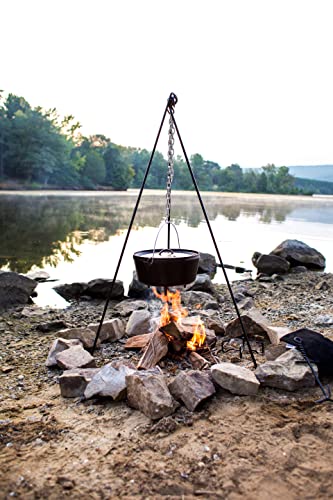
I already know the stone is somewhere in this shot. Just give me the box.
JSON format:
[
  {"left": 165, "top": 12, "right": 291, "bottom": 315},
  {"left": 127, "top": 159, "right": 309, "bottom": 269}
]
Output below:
[
  {"left": 128, "top": 272, "right": 150, "bottom": 299},
  {"left": 290, "top": 266, "right": 308, "bottom": 273},
  {"left": 59, "top": 368, "right": 100, "bottom": 398},
  {"left": 211, "top": 363, "right": 260, "bottom": 395},
  {"left": 198, "top": 252, "right": 217, "bottom": 277},
  {"left": 252, "top": 252, "right": 290, "bottom": 276},
  {"left": 113, "top": 299, "right": 148, "bottom": 317},
  {"left": 181, "top": 291, "right": 219, "bottom": 310},
  {"left": 224, "top": 309, "right": 271, "bottom": 340},
  {"left": 187, "top": 274, "right": 215, "bottom": 293},
  {"left": 26, "top": 270, "right": 51, "bottom": 282},
  {"left": 86, "top": 279, "right": 124, "bottom": 299},
  {"left": 266, "top": 326, "right": 292, "bottom": 346},
  {"left": 0, "top": 272, "right": 37, "bottom": 310},
  {"left": 54, "top": 282, "right": 87, "bottom": 300},
  {"left": 238, "top": 297, "right": 256, "bottom": 311},
  {"left": 126, "top": 370, "right": 178, "bottom": 420},
  {"left": 314, "top": 314, "right": 333, "bottom": 326},
  {"left": 84, "top": 362, "right": 135, "bottom": 400},
  {"left": 37, "top": 320, "right": 68, "bottom": 333},
  {"left": 55, "top": 345, "right": 96, "bottom": 370},
  {"left": 270, "top": 239, "right": 325, "bottom": 270},
  {"left": 265, "top": 344, "right": 288, "bottom": 361},
  {"left": 56, "top": 327, "right": 99, "bottom": 349},
  {"left": 125, "top": 309, "right": 151, "bottom": 337},
  {"left": 205, "top": 317, "right": 225, "bottom": 335},
  {"left": 88, "top": 318, "right": 126, "bottom": 342},
  {"left": 255, "top": 349, "right": 317, "bottom": 391},
  {"left": 45, "top": 338, "right": 82, "bottom": 367},
  {"left": 168, "top": 371, "right": 216, "bottom": 411}
]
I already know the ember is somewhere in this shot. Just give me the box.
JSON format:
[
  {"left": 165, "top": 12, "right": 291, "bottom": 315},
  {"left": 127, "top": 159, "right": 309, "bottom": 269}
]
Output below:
[{"left": 152, "top": 287, "right": 206, "bottom": 351}]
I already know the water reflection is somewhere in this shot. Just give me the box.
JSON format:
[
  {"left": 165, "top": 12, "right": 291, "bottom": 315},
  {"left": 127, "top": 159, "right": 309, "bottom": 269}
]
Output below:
[{"left": 1, "top": 191, "right": 333, "bottom": 274}]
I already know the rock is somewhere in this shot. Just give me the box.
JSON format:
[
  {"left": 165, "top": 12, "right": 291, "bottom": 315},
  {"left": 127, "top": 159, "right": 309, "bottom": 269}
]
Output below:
[
  {"left": 255, "top": 349, "right": 317, "bottom": 391},
  {"left": 205, "top": 317, "right": 225, "bottom": 335},
  {"left": 270, "top": 239, "right": 325, "bottom": 270},
  {"left": 314, "top": 315, "right": 333, "bottom": 326},
  {"left": 54, "top": 282, "right": 87, "bottom": 300},
  {"left": 265, "top": 344, "right": 288, "bottom": 361},
  {"left": 59, "top": 368, "right": 99, "bottom": 398},
  {"left": 113, "top": 299, "right": 148, "bottom": 317},
  {"left": 181, "top": 291, "right": 219, "bottom": 310},
  {"left": 126, "top": 370, "right": 178, "bottom": 420},
  {"left": 315, "top": 280, "right": 330, "bottom": 291},
  {"left": 84, "top": 363, "right": 135, "bottom": 400},
  {"left": 237, "top": 297, "right": 256, "bottom": 311},
  {"left": 224, "top": 309, "right": 270, "bottom": 340},
  {"left": 128, "top": 272, "right": 150, "bottom": 298},
  {"left": 168, "top": 371, "right": 216, "bottom": 411},
  {"left": 55, "top": 345, "right": 96, "bottom": 370},
  {"left": 211, "top": 363, "right": 260, "bottom": 395},
  {"left": 86, "top": 279, "right": 124, "bottom": 299},
  {"left": 125, "top": 309, "right": 151, "bottom": 337},
  {"left": 37, "top": 320, "right": 68, "bottom": 333},
  {"left": 198, "top": 252, "right": 217, "bottom": 277},
  {"left": 88, "top": 318, "right": 126, "bottom": 342},
  {"left": 45, "top": 338, "right": 82, "bottom": 367},
  {"left": 252, "top": 252, "right": 290, "bottom": 276},
  {"left": 0, "top": 272, "right": 38, "bottom": 310},
  {"left": 26, "top": 270, "right": 51, "bottom": 282},
  {"left": 266, "top": 326, "right": 292, "bottom": 346},
  {"left": 187, "top": 274, "right": 215, "bottom": 293},
  {"left": 56, "top": 327, "right": 100, "bottom": 349},
  {"left": 290, "top": 266, "right": 308, "bottom": 274}
]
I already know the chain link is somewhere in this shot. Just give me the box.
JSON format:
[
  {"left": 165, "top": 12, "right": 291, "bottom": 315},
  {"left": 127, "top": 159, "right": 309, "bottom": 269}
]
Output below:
[{"left": 165, "top": 112, "right": 175, "bottom": 221}]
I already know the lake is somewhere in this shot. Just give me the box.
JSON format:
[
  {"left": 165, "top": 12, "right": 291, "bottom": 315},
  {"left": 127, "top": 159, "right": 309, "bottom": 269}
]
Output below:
[{"left": 1, "top": 190, "right": 333, "bottom": 307}]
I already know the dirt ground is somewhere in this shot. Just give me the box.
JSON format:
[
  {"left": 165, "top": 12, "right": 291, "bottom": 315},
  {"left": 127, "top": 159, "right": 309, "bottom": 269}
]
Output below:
[{"left": 1, "top": 272, "right": 333, "bottom": 499}]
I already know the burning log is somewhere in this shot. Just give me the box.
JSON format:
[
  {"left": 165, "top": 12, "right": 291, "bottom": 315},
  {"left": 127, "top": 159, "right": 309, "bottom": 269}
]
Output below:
[
  {"left": 188, "top": 351, "right": 209, "bottom": 370},
  {"left": 124, "top": 333, "right": 153, "bottom": 349},
  {"left": 160, "top": 321, "right": 193, "bottom": 353},
  {"left": 137, "top": 330, "right": 169, "bottom": 370}
]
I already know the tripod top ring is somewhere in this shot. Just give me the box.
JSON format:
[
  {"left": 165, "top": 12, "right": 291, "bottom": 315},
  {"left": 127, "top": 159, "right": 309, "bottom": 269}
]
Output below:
[{"left": 167, "top": 92, "right": 178, "bottom": 111}]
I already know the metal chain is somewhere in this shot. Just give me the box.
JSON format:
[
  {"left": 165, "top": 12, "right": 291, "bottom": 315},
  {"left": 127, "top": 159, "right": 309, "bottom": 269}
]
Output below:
[{"left": 165, "top": 112, "right": 175, "bottom": 221}]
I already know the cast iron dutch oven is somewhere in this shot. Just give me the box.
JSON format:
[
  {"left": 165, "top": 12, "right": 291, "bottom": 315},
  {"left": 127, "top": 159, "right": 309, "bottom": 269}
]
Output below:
[{"left": 133, "top": 248, "right": 200, "bottom": 287}]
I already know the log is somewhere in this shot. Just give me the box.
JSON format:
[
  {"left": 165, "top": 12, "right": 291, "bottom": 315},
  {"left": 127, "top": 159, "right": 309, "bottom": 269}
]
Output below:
[
  {"left": 160, "top": 321, "right": 193, "bottom": 341},
  {"left": 137, "top": 330, "right": 169, "bottom": 370},
  {"left": 124, "top": 333, "right": 153, "bottom": 349},
  {"left": 188, "top": 351, "right": 209, "bottom": 370}
]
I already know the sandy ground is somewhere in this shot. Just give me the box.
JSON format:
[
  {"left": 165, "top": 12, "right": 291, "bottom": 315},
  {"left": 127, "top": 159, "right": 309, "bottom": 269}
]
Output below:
[{"left": 1, "top": 272, "right": 333, "bottom": 499}]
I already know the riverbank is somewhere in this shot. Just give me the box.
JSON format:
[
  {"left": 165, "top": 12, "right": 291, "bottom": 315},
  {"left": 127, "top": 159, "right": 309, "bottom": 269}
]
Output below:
[{"left": 1, "top": 271, "right": 333, "bottom": 499}]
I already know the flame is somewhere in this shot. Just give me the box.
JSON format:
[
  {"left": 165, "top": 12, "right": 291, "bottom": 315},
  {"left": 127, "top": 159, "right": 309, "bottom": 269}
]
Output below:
[{"left": 152, "top": 287, "right": 205, "bottom": 350}]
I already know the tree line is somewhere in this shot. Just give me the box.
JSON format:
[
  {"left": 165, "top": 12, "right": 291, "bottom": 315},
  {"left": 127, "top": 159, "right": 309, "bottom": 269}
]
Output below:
[{"left": 0, "top": 92, "right": 329, "bottom": 194}]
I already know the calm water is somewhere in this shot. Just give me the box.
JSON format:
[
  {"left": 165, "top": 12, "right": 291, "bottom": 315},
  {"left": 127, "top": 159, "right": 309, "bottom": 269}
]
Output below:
[{"left": 1, "top": 190, "right": 333, "bottom": 307}]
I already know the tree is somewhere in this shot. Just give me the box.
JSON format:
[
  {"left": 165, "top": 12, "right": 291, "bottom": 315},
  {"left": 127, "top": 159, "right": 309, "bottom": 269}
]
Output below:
[{"left": 81, "top": 150, "right": 106, "bottom": 187}]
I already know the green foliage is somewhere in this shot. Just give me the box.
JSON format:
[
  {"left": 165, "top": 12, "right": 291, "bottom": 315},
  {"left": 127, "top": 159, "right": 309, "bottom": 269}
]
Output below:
[{"left": 1, "top": 90, "right": 333, "bottom": 195}]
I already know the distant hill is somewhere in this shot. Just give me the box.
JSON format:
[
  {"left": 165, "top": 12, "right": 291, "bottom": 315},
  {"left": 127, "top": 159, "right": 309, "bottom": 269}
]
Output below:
[{"left": 288, "top": 165, "right": 333, "bottom": 182}]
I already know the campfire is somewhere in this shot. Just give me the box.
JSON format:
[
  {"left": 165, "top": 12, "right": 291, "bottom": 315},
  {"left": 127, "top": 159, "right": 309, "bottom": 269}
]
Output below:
[{"left": 125, "top": 287, "right": 212, "bottom": 371}]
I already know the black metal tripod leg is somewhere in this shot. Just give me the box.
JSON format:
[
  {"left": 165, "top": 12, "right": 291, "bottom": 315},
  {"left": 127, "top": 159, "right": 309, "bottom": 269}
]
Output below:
[{"left": 169, "top": 110, "right": 257, "bottom": 369}]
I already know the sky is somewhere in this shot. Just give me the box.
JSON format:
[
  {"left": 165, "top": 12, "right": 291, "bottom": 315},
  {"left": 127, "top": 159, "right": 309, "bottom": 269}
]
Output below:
[{"left": 1, "top": 0, "right": 333, "bottom": 168}]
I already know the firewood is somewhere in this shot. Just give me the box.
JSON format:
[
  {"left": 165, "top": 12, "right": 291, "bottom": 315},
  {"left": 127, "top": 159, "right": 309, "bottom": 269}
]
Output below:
[
  {"left": 188, "top": 351, "right": 209, "bottom": 370},
  {"left": 160, "top": 321, "right": 193, "bottom": 341},
  {"left": 137, "top": 330, "right": 169, "bottom": 370},
  {"left": 124, "top": 333, "right": 153, "bottom": 349}
]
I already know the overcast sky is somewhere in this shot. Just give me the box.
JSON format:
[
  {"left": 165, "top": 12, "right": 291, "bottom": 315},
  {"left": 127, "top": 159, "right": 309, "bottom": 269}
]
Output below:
[{"left": 1, "top": 0, "right": 332, "bottom": 167}]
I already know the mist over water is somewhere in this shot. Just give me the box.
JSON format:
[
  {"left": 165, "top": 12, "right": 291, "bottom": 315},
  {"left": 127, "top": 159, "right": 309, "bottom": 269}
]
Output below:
[{"left": 1, "top": 190, "right": 333, "bottom": 307}]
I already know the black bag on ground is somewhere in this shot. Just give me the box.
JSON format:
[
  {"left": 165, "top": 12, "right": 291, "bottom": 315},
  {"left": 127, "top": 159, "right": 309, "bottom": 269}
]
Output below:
[{"left": 281, "top": 328, "right": 333, "bottom": 377}]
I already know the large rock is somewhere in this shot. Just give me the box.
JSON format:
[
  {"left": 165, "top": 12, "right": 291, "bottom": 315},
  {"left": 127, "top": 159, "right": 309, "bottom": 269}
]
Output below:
[
  {"left": 59, "top": 368, "right": 99, "bottom": 398},
  {"left": 211, "top": 363, "right": 260, "bottom": 395},
  {"left": 54, "top": 279, "right": 124, "bottom": 300},
  {"left": 88, "top": 318, "right": 126, "bottom": 342},
  {"left": 168, "top": 371, "right": 216, "bottom": 411},
  {"left": 252, "top": 252, "right": 290, "bottom": 275},
  {"left": 86, "top": 279, "right": 124, "bottom": 299},
  {"left": 270, "top": 239, "right": 325, "bottom": 270},
  {"left": 84, "top": 362, "right": 135, "bottom": 400},
  {"left": 45, "top": 338, "right": 82, "bottom": 367},
  {"left": 126, "top": 370, "right": 177, "bottom": 420},
  {"left": 187, "top": 274, "right": 215, "bottom": 293},
  {"left": 0, "top": 272, "right": 37, "bottom": 310},
  {"left": 128, "top": 272, "right": 149, "bottom": 299},
  {"left": 255, "top": 349, "right": 317, "bottom": 391},
  {"left": 181, "top": 291, "right": 219, "bottom": 310},
  {"left": 125, "top": 309, "right": 151, "bottom": 337},
  {"left": 198, "top": 252, "right": 217, "bottom": 277},
  {"left": 56, "top": 327, "right": 100, "bottom": 349},
  {"left": 113, "top": 299, "right": 148, "bottom": 317},
  {"left": 55, "top": 345, "right": 96, "bottom": 370}
]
